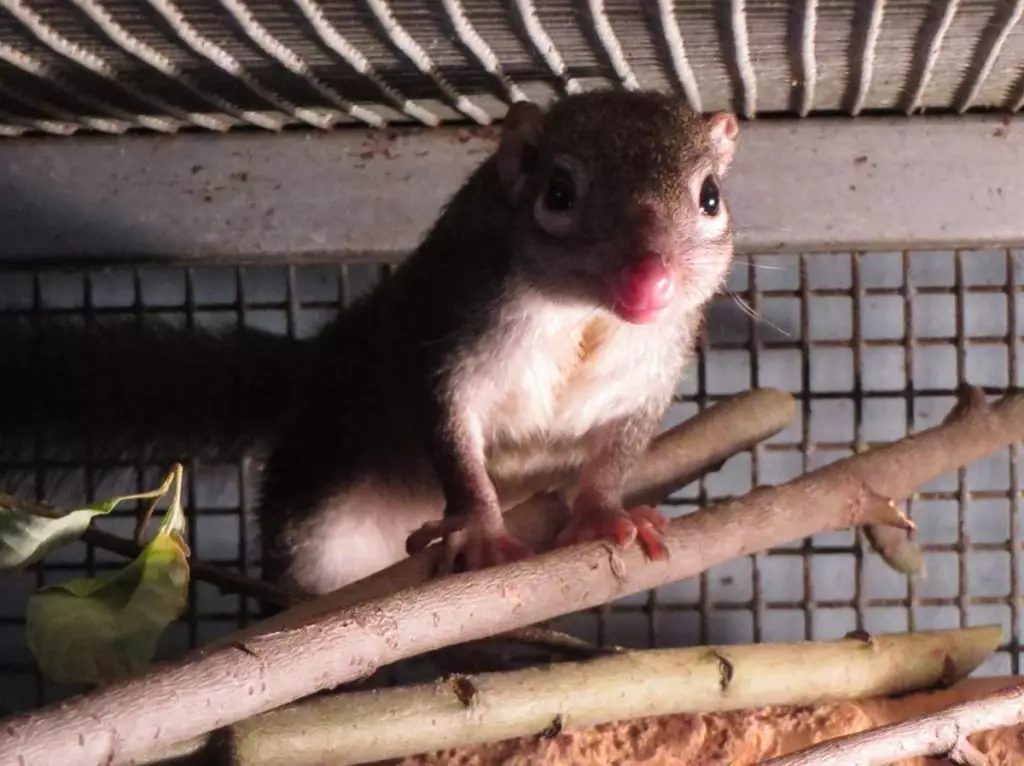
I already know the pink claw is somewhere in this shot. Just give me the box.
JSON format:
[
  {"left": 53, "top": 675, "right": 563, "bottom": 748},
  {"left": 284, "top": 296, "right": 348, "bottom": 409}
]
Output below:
[
  {"left": 406, "top": 517, "right": 532, "bottom": 577},
  {"left": 555, "top": 504, "right": 670, "bottom": 561}
]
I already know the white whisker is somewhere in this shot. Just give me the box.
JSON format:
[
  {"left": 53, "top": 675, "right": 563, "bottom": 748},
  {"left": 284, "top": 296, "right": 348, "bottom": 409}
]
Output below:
[
  {"left": 738, "top": 263, "right": 795, "bottom": 272},
  {"left": 730, "top": 294, "right": 792, "bottom": 338},
  {"left": 689, "top": 259, "right": 797, "bottom": 273}
]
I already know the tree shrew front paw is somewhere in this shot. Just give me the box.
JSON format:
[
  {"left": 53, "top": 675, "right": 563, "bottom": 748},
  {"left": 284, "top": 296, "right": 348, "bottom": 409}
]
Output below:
[
  {"left": 406, "top": 515, "right": 531, "bottom": 576},
  {"left": 555, "top": 504, "right": 670, "bottom": 560}
]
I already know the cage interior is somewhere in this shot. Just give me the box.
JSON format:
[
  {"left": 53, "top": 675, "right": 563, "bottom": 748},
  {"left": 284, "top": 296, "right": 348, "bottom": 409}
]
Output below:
[
  {"left": 2, "top": 250, "right": 1023, "bottom": 715},
  {"left": 1, "top": 0, "right": 1024, "bottom": 749}
]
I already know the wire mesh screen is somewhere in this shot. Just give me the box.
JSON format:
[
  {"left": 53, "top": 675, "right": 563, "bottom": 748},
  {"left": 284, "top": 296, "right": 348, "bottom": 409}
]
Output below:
[
  {"left": 2, "top": 0, "right": 1024, "bottom": 137},
  {"left": 0, "top": 250, "right": 1021, "bottom": 716}
]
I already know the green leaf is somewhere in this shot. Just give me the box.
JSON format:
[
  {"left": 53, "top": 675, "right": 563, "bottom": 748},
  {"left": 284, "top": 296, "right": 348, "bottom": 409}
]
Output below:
[
  {"left": 0, "top": 474, "right": 174, "bottom": 572},
  {"left": 26, "top": 465, "right": 191, "bottom": 685}
]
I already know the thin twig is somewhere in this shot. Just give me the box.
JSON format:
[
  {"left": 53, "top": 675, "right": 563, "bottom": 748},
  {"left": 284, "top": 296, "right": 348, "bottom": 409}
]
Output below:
[
  {"left": 764, "top": 683, "right": 1024, "bottom": 765},
  {"left": 81, "top": 527, "right": 296, "bottom": 607},
  {"left": 947, "top": 738, "right": 988, "bottom": 766}
]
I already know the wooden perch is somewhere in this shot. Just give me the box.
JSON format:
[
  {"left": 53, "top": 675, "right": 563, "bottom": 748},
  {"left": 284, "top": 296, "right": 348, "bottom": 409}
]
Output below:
[
  {"left": 81, "top": 388, "right": 795, "bottom": 660},
  {"left": 624, "top": 387, "right": 798, "bottom": 507},
  {"left": 224, "top": 387, "right": 799, "bottom": 633},
  {"left": 79, "top": 388, "right": 793, "bottom": 617},
  {"left": 142, "top": 627, "right": 1001, "bottom": 766},
  {"left": 2, "top": 386, "right": 1022, "bottom": 766},
  {"left": 764, "top": 681, "right": 1024, "bottom": 766},
  {"left": 385, "top": 676, "right": 1024, "bottom": 765}
]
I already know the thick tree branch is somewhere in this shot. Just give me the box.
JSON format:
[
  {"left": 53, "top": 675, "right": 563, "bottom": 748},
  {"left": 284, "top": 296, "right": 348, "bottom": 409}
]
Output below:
[
  {"left": 22, "top": 388, "right": 796, "bottom": 665},
  {"left": 143, "top": 627, "right": 1001, "bottom": 766},
  {"left": 236, "top": 388, "right": 799, "bottom": 628},
  {"left": 96, "top": 389, "right": 795, "bottom": 618},
  {"left": 2, "top": 387, "right": 1021, "bottom": 766},
  {"left": 371, "top": 676, "right": 1024, "bottom": 765},
  {"left": 626, "top": 387, "right": 798, "bottom": 506},
  {"left": 764, "top": 682, "right": 1024, "bottom": 766},
  {"left": 84, "top": 518, "right": 607, "bottom": 660}
]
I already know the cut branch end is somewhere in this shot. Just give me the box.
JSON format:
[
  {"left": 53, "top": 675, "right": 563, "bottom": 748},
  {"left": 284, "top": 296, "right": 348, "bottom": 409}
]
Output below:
[{"left": 859, "top": 488, "right": 913, "bottom": 531}]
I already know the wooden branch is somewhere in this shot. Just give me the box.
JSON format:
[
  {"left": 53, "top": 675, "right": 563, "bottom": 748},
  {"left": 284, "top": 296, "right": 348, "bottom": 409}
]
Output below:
[
  {"left": 362, "top": 676, "right": 1024, "bottom": 766},
  {"left": 79, "top": 389, "right": 794, "bottom": 628},
  {"left": 862, "top": 389, "right": 994, "bottom": 575},
  {"left": 625, "top": 387, "right": 799, "bottom": 507},
  {"left": 87, "top": 519, "right": 609, "bottom": 661},
  {"left": 763, "top": 683, "right": 1024, "bottom": 766},
  {"left": 227, "top": 387, "right": 798, "bottom": 633},
  {"left": 13, "top": 389, "right": 790, "bottom": 669},
  {"left": 201, "top": 387, "right": 792, "bottom": 658},
  {"left": 299, "top": 387, "right": 796, "bottom": 657},
  {"left": 140, "top": 627, "right": 1001, "bottom": 766},
  {"left": 2, "top": 387, "right": 1021, "bottom": 766}
]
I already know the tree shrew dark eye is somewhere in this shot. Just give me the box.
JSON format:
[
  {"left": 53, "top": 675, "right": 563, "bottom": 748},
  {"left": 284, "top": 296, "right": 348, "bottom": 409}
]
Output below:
[
  {"left": 699, "top": 175, "right": 720, "bottom": 216},
  {"left": 544, "top": 166, "right": 576, "bottom": 212}
]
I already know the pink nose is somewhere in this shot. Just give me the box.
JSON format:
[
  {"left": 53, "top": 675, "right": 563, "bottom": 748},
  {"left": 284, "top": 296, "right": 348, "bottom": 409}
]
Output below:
[{"left": 612, "top": 256, "right": 675, "bottom": 323}]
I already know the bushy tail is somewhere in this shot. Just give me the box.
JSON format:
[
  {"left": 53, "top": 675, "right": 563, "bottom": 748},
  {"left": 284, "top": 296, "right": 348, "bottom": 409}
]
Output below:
[{"left": 0, "top": 316, "right": 308, "bottom": 463}]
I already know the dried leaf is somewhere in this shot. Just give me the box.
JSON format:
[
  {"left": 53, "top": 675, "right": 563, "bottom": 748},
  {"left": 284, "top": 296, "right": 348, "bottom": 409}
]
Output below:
[{"left": 26, "top": 466, "right": 190, "bottom": 685}]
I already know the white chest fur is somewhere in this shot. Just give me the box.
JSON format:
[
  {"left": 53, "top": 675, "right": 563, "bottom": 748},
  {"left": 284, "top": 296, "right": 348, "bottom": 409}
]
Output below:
[{"left": 457, "top": 294, "right": 690, "bottom": 454}]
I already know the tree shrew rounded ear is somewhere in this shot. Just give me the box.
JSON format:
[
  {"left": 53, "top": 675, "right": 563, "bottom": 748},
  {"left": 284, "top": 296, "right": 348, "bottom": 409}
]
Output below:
[
  {"left": 497, "top": 100, "right": 544, "bottom": 201},
  {"left": 708, "top": 112, "right": 740, "bottom": 172}
]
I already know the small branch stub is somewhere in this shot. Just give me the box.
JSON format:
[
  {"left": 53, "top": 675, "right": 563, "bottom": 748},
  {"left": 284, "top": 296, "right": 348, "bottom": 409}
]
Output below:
[
  {"left": 714, "top": 651, "right": 734, "bottom": 691},
  {"left": 947, "top": 737, "right": 987, "bottom": 766},
  {"left": 844, "top": 629, "right": 874, "bottom": 647},
  {"left": 538, "top": 715, "right": 564, "bottom": 740},
  {"left": 862, "top": 385, "right": 1002, "bottom": 575}
]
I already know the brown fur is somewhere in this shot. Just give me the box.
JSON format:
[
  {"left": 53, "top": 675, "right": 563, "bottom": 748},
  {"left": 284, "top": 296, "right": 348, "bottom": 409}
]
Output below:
[
  {"left": 0, "top": 90, "right": 740, "bottom": 598},
  {"left": 257, "top": 90, "right": 740, "bottom": 594}
]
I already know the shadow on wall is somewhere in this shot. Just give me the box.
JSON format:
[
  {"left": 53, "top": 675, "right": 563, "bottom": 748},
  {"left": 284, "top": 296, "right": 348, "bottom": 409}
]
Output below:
[
  {"left": 0, "top": 143, "right": 798, "bottom": 508},
  {"left": 0, "top": 147, "right": 173, "bottom": 264}
]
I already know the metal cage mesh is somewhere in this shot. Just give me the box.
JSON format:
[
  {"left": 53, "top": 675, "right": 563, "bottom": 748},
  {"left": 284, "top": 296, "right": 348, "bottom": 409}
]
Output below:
[
  {"left": 2, "top": 0, "right": 1024, "bottom": 136},
  {"left": 1, "top": 249, "right": 1021, "bottom": 715}
]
